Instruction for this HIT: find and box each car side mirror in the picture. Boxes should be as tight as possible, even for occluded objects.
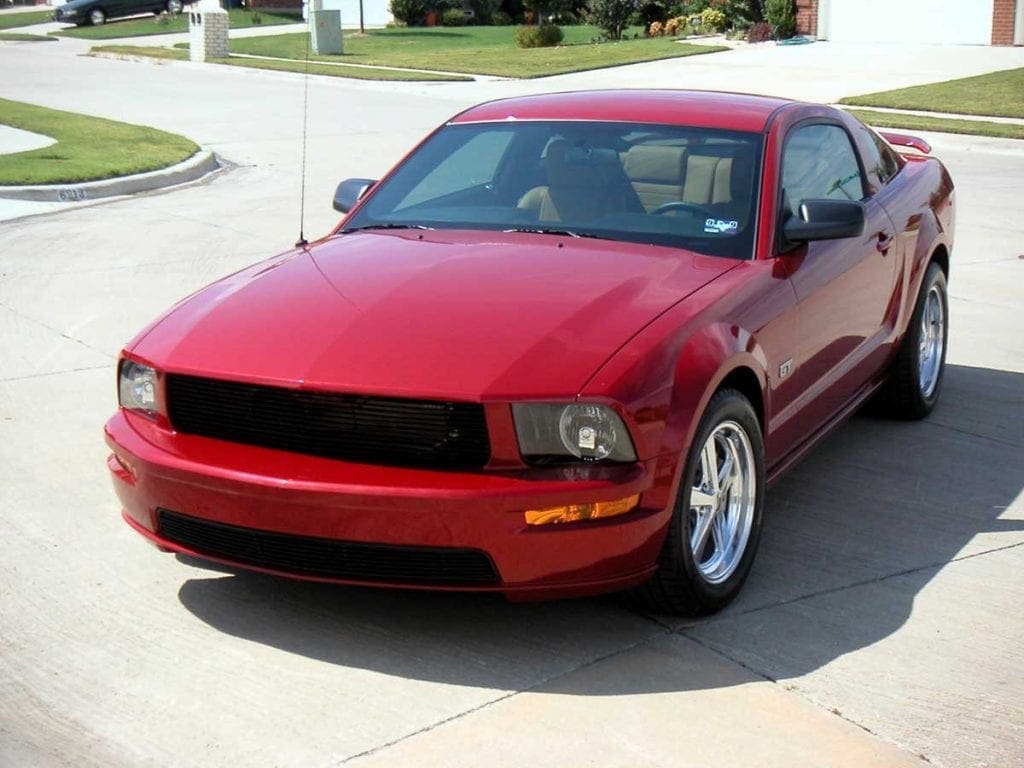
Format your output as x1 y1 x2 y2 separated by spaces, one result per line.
782 199 866 244
333 178 377 213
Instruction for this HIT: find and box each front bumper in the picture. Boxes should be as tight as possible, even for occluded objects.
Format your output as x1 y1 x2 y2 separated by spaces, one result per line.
105 410 673 600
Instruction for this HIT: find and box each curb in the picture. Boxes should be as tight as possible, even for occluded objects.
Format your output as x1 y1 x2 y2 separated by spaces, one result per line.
0 150 219 202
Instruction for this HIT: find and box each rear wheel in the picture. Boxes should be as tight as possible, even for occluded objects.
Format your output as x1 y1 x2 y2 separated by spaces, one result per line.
89 7 106 24
630 389 765 615
166 0 183 12
876 262 948 419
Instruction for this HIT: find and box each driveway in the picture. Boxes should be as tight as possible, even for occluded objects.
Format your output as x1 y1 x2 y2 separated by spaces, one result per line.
0 36 1022 768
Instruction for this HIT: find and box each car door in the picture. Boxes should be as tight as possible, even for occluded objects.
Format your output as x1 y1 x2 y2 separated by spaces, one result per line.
778 121 899 427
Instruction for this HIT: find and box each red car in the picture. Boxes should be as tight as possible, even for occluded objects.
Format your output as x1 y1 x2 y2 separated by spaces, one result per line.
106 90 954 615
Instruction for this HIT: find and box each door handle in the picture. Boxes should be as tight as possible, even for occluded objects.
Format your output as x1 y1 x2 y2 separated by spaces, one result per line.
876 231 894 254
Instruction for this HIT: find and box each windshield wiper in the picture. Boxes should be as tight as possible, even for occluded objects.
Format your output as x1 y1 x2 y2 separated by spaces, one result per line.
340 223 433 234
503 227 608 240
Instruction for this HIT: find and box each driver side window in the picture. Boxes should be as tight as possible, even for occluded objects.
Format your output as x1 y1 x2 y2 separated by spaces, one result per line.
781 124 865 216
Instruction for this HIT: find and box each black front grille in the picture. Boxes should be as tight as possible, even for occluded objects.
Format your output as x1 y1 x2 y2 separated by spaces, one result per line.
166 374 490 470
158 510 500 586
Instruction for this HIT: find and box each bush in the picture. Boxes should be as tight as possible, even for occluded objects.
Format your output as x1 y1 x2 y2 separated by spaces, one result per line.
389 0 429 24
648 19 662 35
441 7 467 24
514 22 564 46
584 0 637 40
467 0 501 23
663 15 679 35
636 0 664 28
763 0 795 39
746 19 772 42
699 6 726 31
492 9 513 23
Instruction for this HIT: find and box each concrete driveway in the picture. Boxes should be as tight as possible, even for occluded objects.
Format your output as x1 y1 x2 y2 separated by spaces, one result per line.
0 36 1022 768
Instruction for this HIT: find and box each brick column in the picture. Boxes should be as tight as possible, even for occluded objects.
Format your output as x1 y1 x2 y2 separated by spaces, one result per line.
189 1 229 62
796 0 818 37
991 0 1019 44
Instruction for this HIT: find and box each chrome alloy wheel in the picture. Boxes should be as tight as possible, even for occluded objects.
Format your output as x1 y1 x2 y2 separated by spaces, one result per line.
688 420 756 585
918 283 945 398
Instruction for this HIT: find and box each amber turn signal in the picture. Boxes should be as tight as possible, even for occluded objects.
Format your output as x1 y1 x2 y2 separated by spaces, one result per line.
524 495 640 526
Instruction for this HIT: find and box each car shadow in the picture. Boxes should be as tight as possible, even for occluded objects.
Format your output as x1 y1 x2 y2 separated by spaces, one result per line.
175 363 1024 694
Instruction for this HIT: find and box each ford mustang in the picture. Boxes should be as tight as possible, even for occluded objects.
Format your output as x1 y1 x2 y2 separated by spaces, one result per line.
105 90 954 614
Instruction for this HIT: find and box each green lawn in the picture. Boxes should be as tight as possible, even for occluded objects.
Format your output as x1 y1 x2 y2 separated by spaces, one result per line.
54 8 301 39
840 68 1024 120
91 45 472 81
226 26 727 78
0 31 57 41
0 10 51 29
845 108 1024 141
0 97 199 185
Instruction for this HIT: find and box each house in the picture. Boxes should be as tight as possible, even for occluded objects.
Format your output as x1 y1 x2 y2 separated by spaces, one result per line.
796 0 1023 46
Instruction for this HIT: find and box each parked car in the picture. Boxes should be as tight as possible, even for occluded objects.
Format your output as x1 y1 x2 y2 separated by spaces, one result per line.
105 90 954 615
53 0 186 26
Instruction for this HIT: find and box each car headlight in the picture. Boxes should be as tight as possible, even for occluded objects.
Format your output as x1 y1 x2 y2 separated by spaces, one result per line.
512 403 637 463
118 359 159 417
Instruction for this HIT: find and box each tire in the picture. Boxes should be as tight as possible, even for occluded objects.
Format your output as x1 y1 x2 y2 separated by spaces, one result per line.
876 262 948 420
630 389 765 615
166 0 183 12
88 7 106 24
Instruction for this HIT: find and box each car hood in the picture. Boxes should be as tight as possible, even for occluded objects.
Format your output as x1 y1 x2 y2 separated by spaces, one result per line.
130 230 737 400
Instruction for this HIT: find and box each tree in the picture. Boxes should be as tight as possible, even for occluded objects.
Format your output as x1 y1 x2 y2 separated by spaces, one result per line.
585 0 638 39
763 0 795 39
522 0 570 24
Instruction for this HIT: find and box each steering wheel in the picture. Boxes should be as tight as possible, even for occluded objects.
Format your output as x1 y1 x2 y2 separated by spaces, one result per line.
651 201 714 218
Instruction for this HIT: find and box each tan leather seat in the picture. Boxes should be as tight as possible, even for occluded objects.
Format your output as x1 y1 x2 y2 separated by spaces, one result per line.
517 140 642 223
622 145 688 212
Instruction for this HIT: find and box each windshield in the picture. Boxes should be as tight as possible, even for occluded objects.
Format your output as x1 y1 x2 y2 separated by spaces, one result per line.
343 120 763 260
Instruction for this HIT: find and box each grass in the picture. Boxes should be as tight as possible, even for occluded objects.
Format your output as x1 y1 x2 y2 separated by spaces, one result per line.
226 26 727 78
0 10 51 29
0 31 57 41
54 8 300 39
0 97 199 185
90 45 472 81
845 108 1024 141
840 68 1024 120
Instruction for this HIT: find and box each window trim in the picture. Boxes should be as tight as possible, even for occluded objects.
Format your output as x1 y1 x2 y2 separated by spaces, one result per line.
774 117 870 256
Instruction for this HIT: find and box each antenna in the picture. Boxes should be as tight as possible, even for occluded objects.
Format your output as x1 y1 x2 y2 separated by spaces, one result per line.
295 10 312 248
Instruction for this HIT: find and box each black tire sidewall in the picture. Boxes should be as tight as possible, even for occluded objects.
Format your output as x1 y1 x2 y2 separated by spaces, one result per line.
910 264 949 412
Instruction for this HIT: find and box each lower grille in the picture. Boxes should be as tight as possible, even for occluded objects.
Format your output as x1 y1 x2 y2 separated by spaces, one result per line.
158 510 500 586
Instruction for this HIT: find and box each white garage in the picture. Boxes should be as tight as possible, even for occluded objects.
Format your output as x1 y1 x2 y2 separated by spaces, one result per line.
817 0 995 46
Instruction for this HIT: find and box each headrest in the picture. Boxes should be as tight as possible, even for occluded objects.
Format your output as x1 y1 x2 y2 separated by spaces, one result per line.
623 144 688 184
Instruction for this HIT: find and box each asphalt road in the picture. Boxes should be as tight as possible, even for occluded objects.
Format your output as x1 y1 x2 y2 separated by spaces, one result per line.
0 34 1022 768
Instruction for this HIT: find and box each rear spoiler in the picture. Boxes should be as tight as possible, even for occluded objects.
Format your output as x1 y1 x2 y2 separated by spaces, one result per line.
879 131 931 155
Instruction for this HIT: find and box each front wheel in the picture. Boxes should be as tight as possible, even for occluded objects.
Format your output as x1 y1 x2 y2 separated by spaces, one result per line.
630 389 765 615
88 7 106 24
166 0 183 12
875 262 948 419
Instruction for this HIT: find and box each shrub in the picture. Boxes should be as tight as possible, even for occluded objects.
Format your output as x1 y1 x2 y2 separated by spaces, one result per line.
492 9 513 23
648 19 663 35
663 15 679 35
763 0 795 39
389 0 429 24
699 6 726 31
441 7 467 24
636 0 664 28
585 0 637 40
746 19 772 42
467 0 501 23
514 22 564 46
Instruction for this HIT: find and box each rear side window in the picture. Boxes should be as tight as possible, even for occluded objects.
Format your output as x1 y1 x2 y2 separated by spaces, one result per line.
865 128 901 183
781 124 865 213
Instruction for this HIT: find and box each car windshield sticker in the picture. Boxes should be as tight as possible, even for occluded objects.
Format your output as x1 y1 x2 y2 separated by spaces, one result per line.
704 218 739 235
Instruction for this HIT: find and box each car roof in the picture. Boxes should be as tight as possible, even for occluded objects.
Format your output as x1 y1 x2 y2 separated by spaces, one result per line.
450 90 798 133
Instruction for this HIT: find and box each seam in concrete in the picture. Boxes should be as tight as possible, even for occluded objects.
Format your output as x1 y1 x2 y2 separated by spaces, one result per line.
0 364 110 384
0 300 114 359
332 630 668 766
0 150 218 202
921 418 1024 450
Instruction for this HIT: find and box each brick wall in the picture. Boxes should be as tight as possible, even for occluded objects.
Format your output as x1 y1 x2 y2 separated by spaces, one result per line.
795 0 818 37
991 0 1018 44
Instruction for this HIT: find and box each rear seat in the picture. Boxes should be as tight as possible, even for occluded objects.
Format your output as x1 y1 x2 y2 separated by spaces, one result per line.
623 144 747 213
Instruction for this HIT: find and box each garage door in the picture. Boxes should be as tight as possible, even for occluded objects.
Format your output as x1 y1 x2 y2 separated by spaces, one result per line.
819 0 993 45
